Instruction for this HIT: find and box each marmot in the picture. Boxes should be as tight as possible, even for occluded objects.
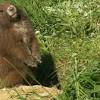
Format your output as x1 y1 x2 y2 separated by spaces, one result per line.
0 3 41 88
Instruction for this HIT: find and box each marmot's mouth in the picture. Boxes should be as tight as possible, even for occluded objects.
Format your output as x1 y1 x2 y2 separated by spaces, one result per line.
24 61 37 68
23 56 41 68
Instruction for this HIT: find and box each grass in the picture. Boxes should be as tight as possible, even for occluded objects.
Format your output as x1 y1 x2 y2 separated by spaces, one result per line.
0 0 100 100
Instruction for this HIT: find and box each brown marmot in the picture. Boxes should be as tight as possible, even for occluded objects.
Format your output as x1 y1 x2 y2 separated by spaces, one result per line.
0 3 41 88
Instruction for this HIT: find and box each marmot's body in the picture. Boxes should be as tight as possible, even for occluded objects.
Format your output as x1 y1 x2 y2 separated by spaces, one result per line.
0 3 40 88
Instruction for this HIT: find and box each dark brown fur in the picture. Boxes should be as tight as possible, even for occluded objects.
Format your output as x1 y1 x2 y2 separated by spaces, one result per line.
0 3 40 87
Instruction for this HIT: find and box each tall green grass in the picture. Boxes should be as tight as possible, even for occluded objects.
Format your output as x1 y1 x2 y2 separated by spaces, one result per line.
0 0 100 99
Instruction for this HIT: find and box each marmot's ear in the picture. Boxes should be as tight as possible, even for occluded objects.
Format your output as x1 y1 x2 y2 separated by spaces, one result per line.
6 5 17 18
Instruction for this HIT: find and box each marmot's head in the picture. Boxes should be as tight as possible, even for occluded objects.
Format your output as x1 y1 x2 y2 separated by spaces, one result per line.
0 3 41 67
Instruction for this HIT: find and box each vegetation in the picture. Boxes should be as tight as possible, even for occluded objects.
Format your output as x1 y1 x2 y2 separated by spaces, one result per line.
0 0 100 100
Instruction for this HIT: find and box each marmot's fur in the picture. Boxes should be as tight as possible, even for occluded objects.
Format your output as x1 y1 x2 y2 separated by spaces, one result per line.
0 3 40 87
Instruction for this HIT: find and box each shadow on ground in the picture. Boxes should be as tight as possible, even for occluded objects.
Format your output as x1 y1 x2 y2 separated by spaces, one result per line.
36 53 60 88
25 53 60 88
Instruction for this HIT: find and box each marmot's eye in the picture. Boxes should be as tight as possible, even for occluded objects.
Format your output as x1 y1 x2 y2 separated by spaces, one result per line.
19 39 24 43
17 38 24 44
0 9 3 13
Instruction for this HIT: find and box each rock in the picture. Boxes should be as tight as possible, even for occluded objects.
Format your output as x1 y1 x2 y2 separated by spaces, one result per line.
0 85 61 100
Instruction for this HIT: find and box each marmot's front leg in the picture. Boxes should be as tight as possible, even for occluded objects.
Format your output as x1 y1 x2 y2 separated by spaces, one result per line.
4 70 25 87
0 57 28 88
